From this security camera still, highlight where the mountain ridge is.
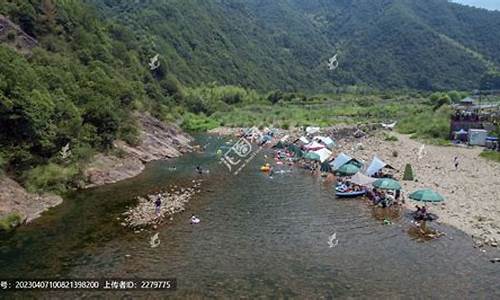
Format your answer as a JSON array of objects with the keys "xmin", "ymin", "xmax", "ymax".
[{"xmin": 86, "ymin": 0, "xmax": 500, "ymax": 91}]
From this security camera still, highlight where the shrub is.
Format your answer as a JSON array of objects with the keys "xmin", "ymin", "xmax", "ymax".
[
  {"xmin": 403, "ymin": 163, "xmax": 414, "ymax": 181},
  {"xmin": 7, "ymin": 31, "xmax": 16, "ymax": 41},
  {"xmin": 384, "ymin": 133, "xmax": 399, "ymax": 141},
  {"xmin": 23, "ymin": 163, "xmax": 79, "ymax": 194},
  {"xmin": 0, "ymin": 213, "xmax": 23, "ymax": 232},
  {"xmin": 181, "ymin": 113, "xmax": 219, "ymax": 132}
]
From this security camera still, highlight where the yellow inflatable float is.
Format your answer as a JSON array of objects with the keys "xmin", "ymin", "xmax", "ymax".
[{"xmin": 260, "ymin": 163, "xmax": 271, "ymax": 172}]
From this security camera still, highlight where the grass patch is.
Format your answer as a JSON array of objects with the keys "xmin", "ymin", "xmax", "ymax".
[
  {"xmin": 480, "ymin": 151, "xmax": 500, "ymax": 163},
  {"xmin": 384, "ymin": 133, "xmax": 399, "ymax": 141},
  {"xmin": 0, "ymin": 213, "xmax": 22, "ymax": 232},
  {"xmin": 181, "ymin": 113, "xmax": 220, "ymax": 132},
  {"xmin": 23, "ymin": 163, "xmax": 80, "ymax": 194}
]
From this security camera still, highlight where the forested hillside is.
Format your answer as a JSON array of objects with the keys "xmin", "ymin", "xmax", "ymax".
[
  {"xmin": 0, "ymin": 0, "xmax": 184, "ymax": 190},
  {"xmin": 89, "ymin": 0, "xmax": 500, "ymax": 91}
]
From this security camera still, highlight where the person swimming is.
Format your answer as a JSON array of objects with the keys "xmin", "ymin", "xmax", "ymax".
[{"xmin": 190, "ymin": 215, "xmax": 200, "ymax": 224}]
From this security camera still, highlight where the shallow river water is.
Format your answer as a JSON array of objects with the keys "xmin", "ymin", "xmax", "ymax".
[{"xmin": 1, "ymin": 135, "xmax": 499, "ymax": 299}]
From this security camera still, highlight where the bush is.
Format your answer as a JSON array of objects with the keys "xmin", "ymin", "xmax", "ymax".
[
  {"xmin": 403, "ymin": 163, "xmax": 414, "ymax": 181},
  {"xmin": 7, "ymin": 31, "xmax": 16, "ymax": 41},
  {"xmin": 0, "ymin": 213, "xmax": 22, "ymax": 232},
  {"xmin": 480, "ymin": 151, "xmax": 500, "ymax": 163},
  {"xmin": 384, "ymin": 133, "xmax": 399, "ymax": 141},
  {"xmin": 23, "ymin": 163, "xmax": 79, "ymax": 194},
  {"xmin": 181, "ymin": 113, "xmax": 219, "ymax": 132}
]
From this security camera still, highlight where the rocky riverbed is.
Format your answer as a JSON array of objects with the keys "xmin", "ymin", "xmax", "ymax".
[
  {"xmin": 121, "ymin": 180, "xmax": 203, "ymax": 228},
  {"xmin": 0, "ymin": 113, "xmax": 193, "ymax": 227},
  {"xmin": 85, "ymin": 113, "xmax": 193, "ymax": 188},
  {"xmin": 0, "ymin": 177, "xmax": 62, "ymax": 228},
  {"xmin": 336, "ymin": 132, "xmax": 500, "ymax": 248}
]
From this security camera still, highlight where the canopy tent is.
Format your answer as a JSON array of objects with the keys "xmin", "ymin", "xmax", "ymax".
[
  {"xmin": 314, "ymin": 136, "xmax": 335, "ymax": 149},
  {"xmin": 455, "ymin": 129, "xmax": 467, "ymax": 135},
  {"xmin": 336, "ymin": 163, "xmax": 360, "ymax": 176},
  {"xmin": 381, "ymin": 122, "xmax": 397, "ymax": 130},
  {"xmin": 313, "ymin": 148, "xmax": 332, "ymax": 163},
  {"xmin": 304, "ymin": 152, "xmax": 321, "ymax": 161},
  {"xmin": 306, "ymin": 126, "xmax": 320, "ymax": 135},
  {"xmin": 299, "ymin": 136, "xmax": 310, "ymax": 144},
  {"xmin": 372, "ymin": 178, "xmax": 401, "ymax": 190},
  {"xmin": 287, "ymin": 144, "xmax": 303, "ymax": 158},
  {"xmin": 273, "ymin": 141, "xmax": 286, "ymax": 149},
  {"xmin": 329, "ymin": 152, "xmax": 362, "ymax": 171},
  {"xmin": 409, "ymin": 189, "xmax": 444, "ymax": 203},
  {"xmin": 304, "ymin": 141, "xmax": 325, "ymax": 151},
  {"xmin": 350, "ymin": 172, "xmax": 377, "ymax": 186},
  {"xmin": 365, "ymin": 156, "xmax": 395, "ymax": 177}
]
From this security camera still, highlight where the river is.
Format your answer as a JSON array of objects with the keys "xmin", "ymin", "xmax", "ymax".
[{"xmin": 0, "ymin": 135, "xmax": 498, "ymax": 298}]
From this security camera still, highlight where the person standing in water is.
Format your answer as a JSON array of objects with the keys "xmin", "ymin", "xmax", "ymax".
[
  {"xmin": 154, "ymin": 194, "xmax": 162, "ymax": 216},
  {"xmin": 196, "ymin": 165, "xmax": 203, "ymax": 174}
]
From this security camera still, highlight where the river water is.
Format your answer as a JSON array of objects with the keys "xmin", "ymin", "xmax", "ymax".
[{"xmin": 0, "ymin": 135, "xmax": 499, "ymax": 299}]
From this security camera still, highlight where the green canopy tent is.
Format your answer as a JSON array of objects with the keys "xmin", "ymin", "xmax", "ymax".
[
  {"xmin": 336, "ymin": 163, "xmax": 360, "ymax": 176},
  {"xmin": 304, "ymin": 152, "xmax": 321, "ymax": 161},
  {"xmin": 409, "ymin": 189, "xmax": 444, "ymax": 203},
  {"xmin": 372, "ymin": 178, "xmax": 401, "ymax": 190},
  {"xmin": 273, "ymin": 141, "xmax": 286, "ymax": 149},
  {"xmin": 409, "ymin": 189, "xmax": 444, "ymax": 231},
  {"xmin": 287, "ymin": 144, "xmax": 303, "ymax": 158}
]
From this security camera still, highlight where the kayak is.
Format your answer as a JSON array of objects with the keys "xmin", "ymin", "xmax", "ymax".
[{"xmin": 335, "ymin": 190, "xmax": 367, "ymax": 198}]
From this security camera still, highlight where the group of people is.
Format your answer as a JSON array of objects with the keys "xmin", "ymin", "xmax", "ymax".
[
  {"xmin": 367, "ymin": 188, "xmax": 402, "ymax": 208},
  {"xmin": 336, "ymin": 178, "xmax": 364, "ymax": 193}
]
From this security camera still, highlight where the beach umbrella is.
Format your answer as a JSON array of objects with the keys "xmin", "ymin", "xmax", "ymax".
[
  {"xmin": 304, "ymin": 152, "xmax": 321, "ymax": 161},
  {"xmin": 373, "ymin": 178, "xmax": 401, "ymax": 190},
  {"xmin": 336, "ymin": 163, "xmax": 360, "ymax": 176},
  {"xmin": 409, "ymin": 189, "xmax": 444, "ymax": 203}
]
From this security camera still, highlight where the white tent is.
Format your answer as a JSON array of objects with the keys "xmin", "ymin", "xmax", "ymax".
[
  {"xmin": 313, "ymin": 148, "xmax": 332, "ymax": 163},
  {"xmin": 314, "ymin": 136, "xmax": 335, "ymax": 148},
  {"xmin": 330, "ymin": 152, "xmax": 353, "ymax": 171},
  {"xmin": 304, "ymin": 141, "xmax": 325, "ymax": 151},
  {"xmin": 381, "ymin": 122, "xmax": 397, "ymax": 130},
  {"xmin": 299, "ymin": 136, "xmax": 310, "ymax": 144},
  {"xmin": 350, "ymin": 172, "xmax": 377, "ymax": 186},
  {"xmin": 306, "ymin": 126, "xmax": 320, "ymax": 135},
  {"xmin": 365, "ymin": 156, "xmax": 394, "ymax": 176}
]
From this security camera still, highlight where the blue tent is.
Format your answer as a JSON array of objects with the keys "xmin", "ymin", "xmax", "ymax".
[{"xmin": 330, "ymin": 153, "xmax": 353, "ymax": 171}]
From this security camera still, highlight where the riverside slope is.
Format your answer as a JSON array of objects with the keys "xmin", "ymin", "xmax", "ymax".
[
  {"xmin": 0, "ymin": 113, "xmax": 192, "ymax": 227},
  {"xmin": 84, "ymin": 113, "xmax": 193, "ymax": 188}
]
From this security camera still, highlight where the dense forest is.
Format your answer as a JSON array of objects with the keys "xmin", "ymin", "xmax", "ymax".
[
  {"xmin": 1, "ymin": 0, "xmax": 500, "ymax": 192},
  {"xmin": 88, "ymin": 0, "xmax": 500, "ymax": 91},
  {"xmin": 0, "ymin": 0, "xmax": 187, "ymax": 191}
]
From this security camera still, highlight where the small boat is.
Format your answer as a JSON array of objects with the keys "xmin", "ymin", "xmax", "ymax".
[{"xmin": 335, "ymin": 190, "xmax": 367, "ymax": 198}]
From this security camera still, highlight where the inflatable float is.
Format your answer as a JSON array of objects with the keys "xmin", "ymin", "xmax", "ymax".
[{"xmin": 260, "ymin": 163, "xmax": 271, "ymax": 172}]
